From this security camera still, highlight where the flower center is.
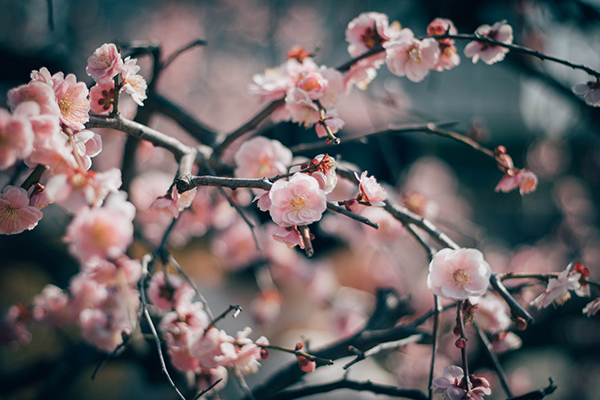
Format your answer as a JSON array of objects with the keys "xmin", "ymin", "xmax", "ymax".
[
  {"xmin": 91, "ymin": 222, "xmax": 113, "ymax": 247},
  {"xmin": 299, "ymin": 77, "xmax": 321, "ymax": 93},
  {"xmin": 361, "ymin": 25, "xmax": 385, "ymax": 49},
  {"xmin": 71, "ymin": 173, "xmax": 89, "ymax": 190},
  {"xmin": 290, "ymin": 195, "xmax": 307, "ymax": 211},
  {"xmin": 452, "ymin": 268, "xmax": 469, "ymax": 285},
  {"xmin": 408, "ymin": 46, "xmax": 422, "ymax": 63}
]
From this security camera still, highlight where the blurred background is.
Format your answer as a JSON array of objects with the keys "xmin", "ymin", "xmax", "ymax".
[{"xmin": 1, "ymin": 0, "xmax": 600, "ymax": 399}]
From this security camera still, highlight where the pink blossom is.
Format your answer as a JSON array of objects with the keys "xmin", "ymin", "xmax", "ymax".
[
  {"xmin": 269, "ymin": 173, "xmax": 327, "ymax": 227},
  {"xmin": 432, "ymin": 365, "xmax": 467, "ymax": 400},
  {"xmin": 147, "ymin": 272, "xmax": 184, "ymax": 311},
  {"xmin": 30, "ymin": 67, "xmax": 64, "ymax": 90},
  {"xmin": 7, "ymin": 81, "xmax": 61, "ymax": 117},
  {"xmin": 89, "ymin": 81, "xmax": 115, "ymax": 114},
  {"xmin": 251, "ymin": 289, "xmax": 283, "ymax": 325},
  {"xmin": 464, "ymin": 21, "xmax": 513, "ymax": 65},
  {"xmin": 385, "ymin": 30, "xmax": 440, "ymax": 83},
  {"xmin": 297, "ymin": 72, "xmax": 329, "ymax": 100},
  {"xmin": 85, "ymin": 256, "xmax": 142, "ymax": 287},
  {"xmin": 345, "ymin": 12, "xmax": 402, "ymax": 70},
  {"xmin": 573, "ymin": 81, "xmax": 600, "ymax": 107},
  {"xmin": 69, "ymin": 272, "xmax": 109, "ymax": 311},
  {"xmin": 45, "ymin": 167, "xmax": 121, "ymax": 214},
  {"xmin": 357, "ymin": 171, "xmax": 387, "ymax": 206},
  {"xmin": 427, "ymin": 18, "xmax": 458, "ymax": 46},
  {"xmin": 495, "ymin": 169, "xmax": 538, "ymax": 195},
  {"xmin": 255, "ymin": 191, "xmax": 272, "ymax": 212},
  {"xmin": 234, "ymin": 136, "xmax": 292, "ymax": 179},
  {"xmin": 315, "ymin": 111, "xmax": 344, "ymax": 139},
  {"xmin": 63, "ymin": 197, "xmax": 134, "ymax": 262},
  {"xmin": 285, "ymin": 88, "xmax": 320, "ymax": 127},
  {"xmin": 427, "ymin": 248, "xmax": 492, "ymax": 301},
  {"xmin": 54, "ymin": 73, "xmax": 90, "ymax": 131},
  {"xmin": 583, "ymin": 298, "xmax": 600, "ymax": 317},
  {"xmin": 297, "ymin": 355, "xmax": 316, "ymax": 373},
  {"xmin": 121, "ymin": 57, "xmax": 147, "ymax": 106},
  {"xmin": 492, "ymin": 332, "xmax": 523, "ymax": 353},
  {"xmin": 191, "ymin": 327, "xmax": 236, "ymax": 369},
  {"xmin": 272, "ymin": 225, "xmax": 304, "ymax": 248},
  {"xmin": 530, "ymin": 263, "xmax": 582, "ymax": 308},
  {"xmin": 212, "ymin": 217, "xmax": 262, "ymax": 270},
  {"xmin": 0, "ymin": 186, "xmax": 43, "ymax": 235},
  {"xmin": 31, "ymin": 284, "xmax": 73, "ymax": 327},
  {"xmin": 150, "ymin": 185, "xmax": 197, "ymax": 218},
  {"xmin": 0, "ymin": 108, "xmax": 34, "ymax": 170},
  {"xmin": 471, "ymin": 293, "xmax": 511, "ymax": 334},
  {"xmin": 249, "ymin": 66, "xmax": 290, "ymax": 102},
  {"xmin": 86, "ymin": 43, "xmax": 124, "ymax": 84}
]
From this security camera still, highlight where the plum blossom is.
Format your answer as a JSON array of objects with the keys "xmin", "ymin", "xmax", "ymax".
[
  {"xmin": 269, "ymin": 173, "xmax": 327, "ymax": 227},
  {"xmin": 530, "ymin": 263, "xmax": 582, "ymax": 309},
  {"xmin": 583, "ymin": 298, "xmax": 600, "ymax": 317},
  {"xmin": 89, "ymin": 81, "xmax": 115, "ymax": 114},
  {"xmin": 492, "ymin": 332, "xmax": 523, "ymax": 353},
  {"xmin": 147, "ymin": 272, "xmax": 185, "ymax": 311},
  {"xmin": 356, "ymin": 171, "xmax": 387, "ymax": 206},
  {"xmin": 250, "ymin": 289, "xmax": 283, "ymax": 325},
  {"xmin": 30, "ymin": 67, "xmax": 64, "ymax": 90},
  {"xmin": 272, "ymin": 225, "xmax": 304, "ymax": 248},
  {"xmin": 121, "ymin": 57, "xmax": 147, "ymax": 106},
  {"xmin": 573, "ymin": 81, "xmax": 600, "ymax": 107},
  {"xmin": 31, "ymin": 284, "xmax": 73, "ymax": 327},
  {"xmin": 0, "ymin": 108, "xmax": 34, "ymax": 170},
  {"xmin": 149, "ymin": 185, "xmax": 197, "ymax": 218},
  {"xmin": 427, "ymin": 248, "xmax": 492, "ymax": 301},
  {"xmin": 433, "ymin": 365, "xmax": 492, "ymax": 400},
  {"xmin": 7, "ymin": 81, "xmax": 61, "ymax": 117},
  {"xmin": 86, "ymin": 43, "xmax": 124, "ymax": 84},
  {"xmin": 0, "ymin": 186, "xmax": 43, "ymax": 235},
  {"xmin": 63, "ymin": 193, "xmax": 135, "ymax": 262},
  {"xmin": 234, "ymin": 136, "xmax": 292, "ymax": 179},
  {"xmin": 0, "ymin": 304, "xmax": 32, "ymax": 348},
  {"xmin": 471, "ymin": 293, "xmax": 511, "ymax": 334},
  {"xmin": 464, "ymin": 21, "xmax": 513, "ymax": 65},
  {"xmin": 346, "ymin": 12, "xmax": 400, "ymax": 58},
  {"xmin": 427, "ymin": 18, "xmax": 461, "ymax": 71},
  {"xmin": 54, "ymin": 73, "xmax": 91, "ymax": 131},
  {"xmin": 385, "ymin": 29, "xmax": 440, "ymax": 83},
  {"xmin": 495, "ymin": 169, "xmax": 538, "ymax": 195}
]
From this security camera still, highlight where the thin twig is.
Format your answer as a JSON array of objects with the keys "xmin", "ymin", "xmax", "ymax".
[
  {"xmin": 192, "ymin": 378, "xmax": 223, "ymax": 400},
  {"xmin": 260, "ymin": 344, "xmax": 334, "ymax": 365},
  {"xmin": 428, "ymin": 295, "xmax": 441, "ymax": 400},
  {"xmin": 166, "ymin": 254, "xmax": 214, "ymax": 320},
  {"xmin": 507, "ymin": 378, "xmax": 556, "ymax": 400},
  {"xmin": 473, "ymin": 323, "xmax": 513, "ymax": 398},
  {"xmin": 425, "ymin": 33, "xmax": 600, "ymax": 78},
  {"xmin": 404, "ymin": 224, "xmax": 435, "ymax": 261},
  {"xmin": 343, "ymin": 334, "xmax": 423, "ymax": 369},
  {"xmin": 90, "ymin": 334, "xmax": 130, "ymax": 380},
  {"xmin": 489, "ymin": 274, "xmax": 535, "ymax": 324},
  {"xmin": 163, "ymin": 39, "xmax": 208, "ymax": 69},
  {"xmin": 139, "ymin": 256, "xmax": 187, "ymax": 400},
  {"xmin": 206, "ymin": 305, "xmax": 242, "ymax": 332},
  {"xmin": 326, "ymin": 202, "xmax": 379, "ymax": 229},
  {"xmin": 456, "ymin": 301, "xmax": 471, "ymax": 394}
]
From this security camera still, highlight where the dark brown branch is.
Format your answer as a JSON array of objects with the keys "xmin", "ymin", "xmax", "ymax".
[
  {"xmin": 326, "ymin": 202, "xmax": 379, "ymax": 229},
  {"xmin": 270, "ymin": 379, "xmax": 428, "ymax": 400},
  {"xmin": 428, "ymin": 295, "xmax": 441, "ymax": 400},
  {"xmin": 183, "ymin": 175, "xmax": 272, "ymax": 191},
  {"xmin": 192, "ymin": 378, "xmax": 223, "ymax": 400},
  {"xmin": 489, "ymin": 274, "xmax": 535, "ymax": 325},
  {"xmin": 507, "ymin": 378, "xmax": 556, "ymax": 400},
  {"xmin": 87, "ymin": 114, "xmax": 193, "ymax": 161},
  {"xmin": 163, "ymin": 39, "xmax": 207, "ymax": 69},
  {"xmin": 20, "ymin": 164, "xmax": 47, "ymax": 190},
  {"xmin": 211, "ymin": 99, "xmax": 285, "ymax": 161},
  {"xmin": 456, "ymin": 302, "xmax": 471, "ymax": 393},
  {"xmin": 336, "ymin": 46, "xmax": 386, "ymax": 72},
  {"xmin": 147, "ymin": 94, "xmax": 218, "ymax": 146}
]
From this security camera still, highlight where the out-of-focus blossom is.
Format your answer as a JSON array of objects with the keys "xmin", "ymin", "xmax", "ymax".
[
  {"xmin": 147, "ymin": 272, "xmax": 184, "ymax": 311},
  {"xmin": 0, "ymin": 109, "xmax": 34, "ymax": 170},
  {"xmin": 0, "ymin": 304, "xmax": 32, "ymax": 348},
  {"xmin": 530, "ymin": 263, "xmax": 582, "ymax": 309},
  {"xmin": 234, "ymin": 136, "xmax": 292, "ymax": 179},
  {"xmin": 464, "ymin": 21, "xmax": 513, "ymax": 65},
  {"xmin": 86, "ymin": 43, "xmax": 124, "ymax": 84},
  {"xmin": 572, "ymin": 81, "xmax": 600, "ymax": 107},
  {"xmin": 269, "ymin": 173, "xmax": 327, "ymax": 227},
  {"xmin": 0, "ymin": 186, "xmax": 43, "ymax": 235},
  {"xmin": 357, "ymin": 171, "xmax": 387, "ymax": 206},
  {"xmin": 251, "ymin": 289, "xmax": 283, "ymax": 325},
  {"xmin": 427, "ymin": 248, "xmax": 492, "ymax": 301},
  {"xmin": 150, "ymin": 185, "xmax": 197, "ymax": 218},
  {"xmin": 297, "ymin": 354, "xmax": 316, "ymax": 373},
  {"xmin": 315, "ymin": 111, "xmax": 344, "ymax": 139},
  {"xmin": 212, "ymin": 217, "xmax": 262, "ymax": 270},
  {"xmin": 89, "ymin": 81, "xmax": 115, "ymax": 114},
  {"xmin": 495, "ymin": 169, "xmax": 538, "ymax": 195},
  {"xmin": 492, "ymin": 332, "xmax": 523, "ymax": 353},
  {"xmin": 63, "ymin": 194, "xmax": 135, "ymax": 262},
  {"xmin": 471, "ymin": 293, "xmax": 512, "ymax": 334},
  {"xmin": 85, "ymin": 257, "xmax": 142, "ymax": 287},
  {"xmin": 433, "ymin": 365, "xmax": 492, "ymax": 400},
  {"xmin": 346, "ymin": 12, "xmax": 399, "ymax": 58},
  {"xmin": 427, "ymin": 18, "xmax": 461, "ymax": 71},
  {"xmin": 121, "ymin": 57, "xmax": 147, "ymax": 106},
  {"xmin": 583, "ymin": 298, "xmax": 600, "ymax": 317},
  {"xmin": 54, "ymin": 74, "xmax": 90, "ymax": 131},
  {"xmin": 31, "ymin": 284, "xmax": 72, "ymax": 327},
  {"xmin": 386, "ymin": 30, "xmax": 440, "ymax": 83},
  {"xmin": 45, "ymin": 167, "xmax": 121, "ymax": 214},
  {"xmin": 7, "ymin": 81, "xmax": 61, "ymax": 117},
  {"xmin": 272, "ymin": 225, "xmax": 304, "ymax": 248}
]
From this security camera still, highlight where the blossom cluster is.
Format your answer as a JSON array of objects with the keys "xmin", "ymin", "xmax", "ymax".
[{"xmin": 147, "ymin": 272, "xmax": 269, "ymax": 390}]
